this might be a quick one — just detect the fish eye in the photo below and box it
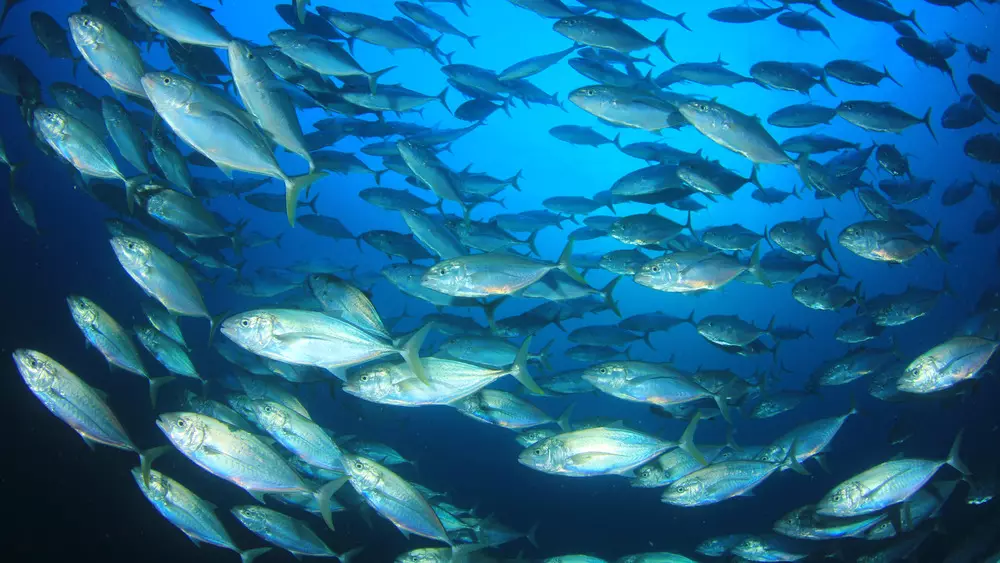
[599,367,607,374]
[651,266,660,273]
[126,242,136,250]
[675,485,686,493]
[533,448,543,456]
[263,405,273,413]
[240,319,250,328]
[354,461,364,470]
[360,375,368,382]
[162,77,171,85]
[176,419,186,428]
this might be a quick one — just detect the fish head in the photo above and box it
[896,357,937,393]
[420,260,468,295]
[66,295,98,328]
[110,236,153,273]
[553,16,586,36]
[818,481,865,516]
[130,467,167,500]
[12,349,58,392]
[678,100,723,129]
[220,311,277,354]
[134,324,158,346]
[140,72,195,111]
[735,536,765,557]
[32,107,69,139]
[67,13,106,49]
[226,40,268,82]
[633,258,675,289]
[225,394,258,424]
[517,436,564,473]
[231,505,269,532]
[865,519,897,540]
[156,412,207,453]
[251,400,290,430]
[756,444,785,464]
[515,428,554,448]
[631,462,665,488]
[838,225,874,255]
[582,361,630,389]
[343,454,383,492]
[773,508,805,536]
[342,363,395,401]
[661,475,705,505]
[569,85,609,112]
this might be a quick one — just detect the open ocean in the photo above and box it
[1,0,999,562]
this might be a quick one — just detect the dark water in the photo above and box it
[1,1,999,562]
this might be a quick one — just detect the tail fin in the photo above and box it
[818,72,837,97]
[883,65,901,87]
[748,243,772,287]
[556,240,587,285]
[336,547,364,563]
[907,10,923,34]
[125,177,145,214]
[612,133,623,152]
[148,376,176,408]
[525,521,540,549]
[945,430,970,475]
[674,12,690,31]
[654,31,674,62]
[367,66,397,94]
[316,477,349,531]
[929,222,948,262]
[921,107,936,142]
[137,445,171,488]
[601,276,622,318]
[748,165,762,190]
[284,172,327,226]
[555,403,575,432]
[507,169,523,191]
[208,311,227,348]
[481,296,507,330]
[509,336,545,395]
[239,548,272,563]
[524,230,540,256]
[436,86,451,114]
[784,439,810,476]
[677,411,705,465]
[397,323,433,385]
[534,339,554,372]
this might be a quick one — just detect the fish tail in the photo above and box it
[147,376,176,408]
[929,221,949,262]
[555,403,575,432]
[398,323,433,385]
[816,1,835,18]
[137,445,171,488]
[884,65,902,88]
[239,548,272,563]
[921,107,937,142]
[748,165,763,190]
[684,310,696,327]
[437,86,451,115]
[654,31,674,63]
[946,430,970,475]
[556,239,586,285]
[509,336,545,395]
[367,65,397,94]
[524,230,540,256]
[525,521,540,549]
[601,275,622,318]
[908,10,924,34]
[336,546,365,563]
[283,171,327,226]
[784,438,810,475]
[819,72,837,97]
[466,35,479,48]
[124,176,147,214]
[316,477,350,531]
[481,296,507,330]
[677,411,705,465]
[208,310,228,347]
[674,12,690,32]
[536,339,554,371]
[725,425,742,452]
[748,243,772,287]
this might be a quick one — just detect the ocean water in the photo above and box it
[1,0,998,562]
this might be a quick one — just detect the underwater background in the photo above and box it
[0,0,998,562]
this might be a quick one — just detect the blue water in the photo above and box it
[1,0,999,562]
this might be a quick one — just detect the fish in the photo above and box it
[837,100,936,141]
[141,72,325,225]
[124,0,233,48]
[13,349,166,485]
[132,469,271,563]
[897,336,999,394]
[135,324,201,385]
[519,415,702,477]
[817,433,968,517]
[838,221,947,263]
[231,505,343,558]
